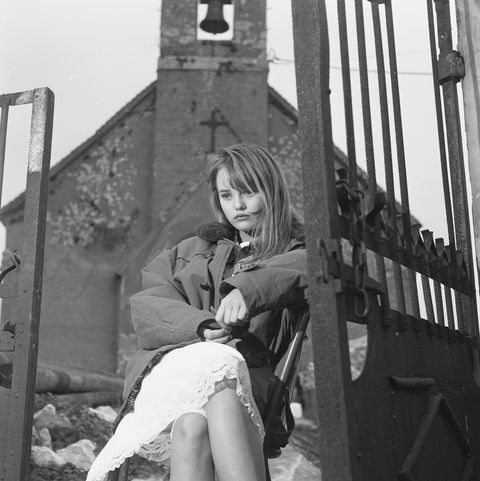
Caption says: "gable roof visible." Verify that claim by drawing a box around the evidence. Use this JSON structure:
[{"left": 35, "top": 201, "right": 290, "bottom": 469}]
[
  {"left": 2, "top": 83, "right": 406, "bottom": 226},
  {"left": 0, "top": 83, "right": 296, "bottom": 222},
  {"left": 267, "top": 86, "right": 371, "bottom": 191},
  {"left": 0, "top": 81, "right": 157, "bottom": 222},
  {"left": 115, "top": 171, "right": 208, "bottom": 277},
  {"left": 267, "top": 85, "right": 298, "bottom": 122}
]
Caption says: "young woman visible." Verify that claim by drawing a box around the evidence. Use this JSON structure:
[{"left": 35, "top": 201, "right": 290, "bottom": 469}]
[{"left": 86, "top": 143, "right": 309, "bottom": 481}]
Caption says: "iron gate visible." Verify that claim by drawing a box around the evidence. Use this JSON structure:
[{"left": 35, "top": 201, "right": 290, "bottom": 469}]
[
  {"left": 291, "top": 0, "right": 480, "bottom": 479},
  {"left": 0, "top": 88, "right": 54, "bottom": 481}
]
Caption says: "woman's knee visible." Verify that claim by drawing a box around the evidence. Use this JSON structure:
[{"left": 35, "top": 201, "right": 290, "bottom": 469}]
[{"left": 171, "top": 412, "right": 210, "bottom": 451}]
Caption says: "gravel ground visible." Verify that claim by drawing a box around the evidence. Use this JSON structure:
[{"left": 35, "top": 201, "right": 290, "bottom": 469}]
[{"left": 29, "top": 393, "right": 322, "bottom": 481}]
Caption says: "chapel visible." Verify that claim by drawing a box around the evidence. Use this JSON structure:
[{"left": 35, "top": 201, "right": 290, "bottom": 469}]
[{"left": 0, "top": 0, "right": 353, "bottom": 375}]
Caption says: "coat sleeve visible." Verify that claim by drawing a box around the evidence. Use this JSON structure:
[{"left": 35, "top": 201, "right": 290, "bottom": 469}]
[
  {"left": 130, "top": 247, "right": 214, "bottom": 349},
  {"left": 219, "top": 248, "right": 309, "bottom": 317}
]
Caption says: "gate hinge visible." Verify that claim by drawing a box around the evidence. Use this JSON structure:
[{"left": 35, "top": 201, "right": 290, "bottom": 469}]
[
  {"left": 438, "top": 50, "right": 464, "bottom": 84},
  {"left": 316, "top": 238, "right": 341, "bottom": 285},
  {"left": 0, "top": 331, "right": 15, "bottom": 351}
]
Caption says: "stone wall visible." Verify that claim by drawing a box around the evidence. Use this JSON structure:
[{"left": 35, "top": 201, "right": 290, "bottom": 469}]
[{"left": 2, "top": 89, "right": 156, "bottom": 374}]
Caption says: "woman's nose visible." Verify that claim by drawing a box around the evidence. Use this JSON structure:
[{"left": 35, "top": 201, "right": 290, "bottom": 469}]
[{"left": 233, "top": 193, "right": 246, "bottom": 210}]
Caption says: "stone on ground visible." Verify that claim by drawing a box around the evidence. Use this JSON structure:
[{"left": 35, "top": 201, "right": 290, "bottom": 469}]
[
  {"left": 56, "top": 439, "right": 96, "bottom": 471},
  {"left": 33, "top": 403, "right": 72, "bottom": 429},
  {"left": 31, "top": 446, "right": 67, "bottom": 468},
  {"left": 269, "top": 443, "right": 322, "bottom": 481},
  {"left": 88, "top": 405, "right": 118, "bottom": 423},
  {"left": 32, "top": 425, "right": 53, "bottom": 448}
]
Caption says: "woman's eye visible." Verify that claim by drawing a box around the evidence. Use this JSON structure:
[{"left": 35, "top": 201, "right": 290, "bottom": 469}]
[
  {"left": 241, "top": 191, "right": 255, "bottom": 197},
  {"left": 220, "top": 193, "right": 231, "bottom": 200}
]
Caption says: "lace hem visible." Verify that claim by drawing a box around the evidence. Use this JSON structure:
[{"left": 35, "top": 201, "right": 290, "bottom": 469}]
[{"left": 85, "top": 353, "right": 264, "bottom": 481}]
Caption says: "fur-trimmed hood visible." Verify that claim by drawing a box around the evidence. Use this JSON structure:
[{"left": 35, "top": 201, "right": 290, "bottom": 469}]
[
  {"left": 194, "top": 221, "right": 236, "bottom": 243},
  {"left": 194, "top": 217, "right": 305, "bottom": 244}
]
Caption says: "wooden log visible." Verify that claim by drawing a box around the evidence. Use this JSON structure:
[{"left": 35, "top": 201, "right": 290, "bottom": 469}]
[
  {"left": 54, "top": 391, "right": 123, "bottom": 408},
  {"left": 35, "top": 364, "right": 123, "bottom": 394}
]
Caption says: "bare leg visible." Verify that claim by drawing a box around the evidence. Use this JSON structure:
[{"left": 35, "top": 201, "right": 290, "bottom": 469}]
[
  {"left": 170, "top": 412, "right": 215, "bottom": 481},
  {"left": 205, "top": 387, "right": 266, "bottom": 481}
]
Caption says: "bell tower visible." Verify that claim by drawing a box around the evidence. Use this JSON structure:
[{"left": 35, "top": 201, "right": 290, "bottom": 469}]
[{"left": 151, "top": 0, "right": 268, "bottom": 222}]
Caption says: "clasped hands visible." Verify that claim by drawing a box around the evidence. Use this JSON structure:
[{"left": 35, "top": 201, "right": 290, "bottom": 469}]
[{"left": 204, "top": 288, "right": 249, "bottom": 343}]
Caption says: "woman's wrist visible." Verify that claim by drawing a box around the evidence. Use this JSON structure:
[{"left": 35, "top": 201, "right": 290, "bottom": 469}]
[{"left": 196, "top": 319, "right": 221, "bottom": 340}]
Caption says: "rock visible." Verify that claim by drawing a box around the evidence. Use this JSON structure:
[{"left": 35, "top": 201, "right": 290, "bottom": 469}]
[
  {"left": 290, "top": 402, "right": 303, "bottom": 419},
  {"left": 32, "top": 425, "right": 52, "bottom": 447},
  {"left": 31, "top": 446, "right": 67, "bottom": 468},
  {"left": 33, "top": 403, "right": 72, "bottom": 429},
  {"left": 350, "top": 335, "right": 367, "bottom": 381},
  {"left": 88, "top": 405, "right": 117, "bottom": 423},
  {"left": 269, "top": 444, "right": 322, "bottom": 481},
  {"left": 56, "top": 439, "right": 96, "bottom": 471}
]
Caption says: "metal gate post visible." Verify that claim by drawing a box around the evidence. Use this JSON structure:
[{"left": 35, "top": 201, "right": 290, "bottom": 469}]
[
  {"left": 456, "top": 0, "right": 480, "bottom": 282},
  {"left": 0, "top": 88, "right": 54, "bottom": 481},
  {"left": 291, "top": 1, "right": 357, "bottom": 480},
  {"left": 434, "top": 0, "right": 478, "bottom": 335}
]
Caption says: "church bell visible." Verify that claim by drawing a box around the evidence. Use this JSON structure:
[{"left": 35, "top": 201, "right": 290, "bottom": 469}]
[{"left": 199, "top": 0, "right": 231, "bottom": 34}]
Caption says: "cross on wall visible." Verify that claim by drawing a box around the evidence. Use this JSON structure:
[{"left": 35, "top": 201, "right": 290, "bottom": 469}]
[
  {"left": 199, "top": 108, "right": 229, "bottom": 153},
  {"left": 199, "top": 107, "right": 242, "bottom": 153}
]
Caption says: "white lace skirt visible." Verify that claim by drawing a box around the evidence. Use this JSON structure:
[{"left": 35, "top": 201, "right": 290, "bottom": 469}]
[{"left": 86, "top": 342, "right": 265, "bottom": 481}]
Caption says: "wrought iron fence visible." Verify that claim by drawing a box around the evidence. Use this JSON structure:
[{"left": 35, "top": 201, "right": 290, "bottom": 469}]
[{"left": 292, "top": 0, "right": 480, "bottom": 479}]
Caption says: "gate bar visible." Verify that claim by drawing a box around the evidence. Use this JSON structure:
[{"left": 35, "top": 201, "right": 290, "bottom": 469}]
[
  {"left": 425, "top": 0, "right": 463, "bottom": 328},
  {"left": 348, "top": 0, "right": 389, "bottom": 301},
  {"left": 337, "top": 0, "right": 358, "bottom": 188},
  {"left": 421, "top": 276, "right": 435, "bottom": 321},
  {"left": 368, "top": 0, "right": 406, "bottom": 313},
  {"left": 0, "top": 102, "right": 9, "bottom": 206},
  {"left": 426, "top": 0, "right": 455, "bottom": 245},
  {"left": 351, "top": 0, "right": 376, "bottom": 195},
  {"left": 436, "top": 237, "right": 456, "bottom": 329},
  {"left": 433, "top": 280, "right": 445, "bottom": 325},
  {"left": 385, "top": 1, "right": 421, "bottom": 318}
]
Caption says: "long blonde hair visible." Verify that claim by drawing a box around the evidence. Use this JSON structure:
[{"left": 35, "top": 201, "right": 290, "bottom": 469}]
[{"left": 207, "top": 143, "right": 303, "bottom": 260}]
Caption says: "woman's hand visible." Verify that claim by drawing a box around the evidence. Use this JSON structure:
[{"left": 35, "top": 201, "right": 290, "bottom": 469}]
[
  {"left": 203, "top": 328, "right": 231, "bottom": 344},
  {"left": 215, "top": 289, "right": 249, "bottom": 328}
]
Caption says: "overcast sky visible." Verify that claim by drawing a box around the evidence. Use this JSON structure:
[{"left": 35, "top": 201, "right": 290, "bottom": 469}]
[{"left": 0, "top": 0, "right": 465, "bottom": 241}]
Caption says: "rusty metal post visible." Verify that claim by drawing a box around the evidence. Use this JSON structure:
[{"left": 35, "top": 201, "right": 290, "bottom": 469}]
[
  {"left": 0, "top": 87, "right": 54, "bottom": 481},
  {"left": 291, "top": 1, "right": 357, "bottom": 480},
  {"left": 456, "top": 0, "right": 480, "bottom": 315},
  {"left": 434, "top": 0, "right": 478, "bottom": 336}
]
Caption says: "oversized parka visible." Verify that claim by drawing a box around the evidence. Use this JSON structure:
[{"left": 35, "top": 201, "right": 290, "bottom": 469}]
[{"left": 120, "top": 221, "right": 309, "bottom": 420}]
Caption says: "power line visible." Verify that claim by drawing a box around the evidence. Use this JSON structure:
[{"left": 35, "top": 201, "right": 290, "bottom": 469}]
[
  {"left": 330, "top": 64, "right": 432, "bottom": 77},
  {"left": 268, "top": 56, "right": 432, "bottom": 77}
]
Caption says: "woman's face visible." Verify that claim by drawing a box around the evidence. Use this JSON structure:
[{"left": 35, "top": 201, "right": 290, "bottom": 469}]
[{"left": 216, "top": 168, "right": 263, "bottom": 234}]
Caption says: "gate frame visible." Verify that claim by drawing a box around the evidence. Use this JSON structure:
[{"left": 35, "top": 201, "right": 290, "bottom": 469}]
[
  {"left": 291, "top": 0, "right": 480, "bottom": 480},
  {"left": 0, "top": 87, "right": 54, "bottom": 481}
]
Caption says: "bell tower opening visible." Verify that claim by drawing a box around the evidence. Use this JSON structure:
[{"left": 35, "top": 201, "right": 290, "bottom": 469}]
[{"left": 197, "top": 0, "right": 234, "bottom": 41}]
